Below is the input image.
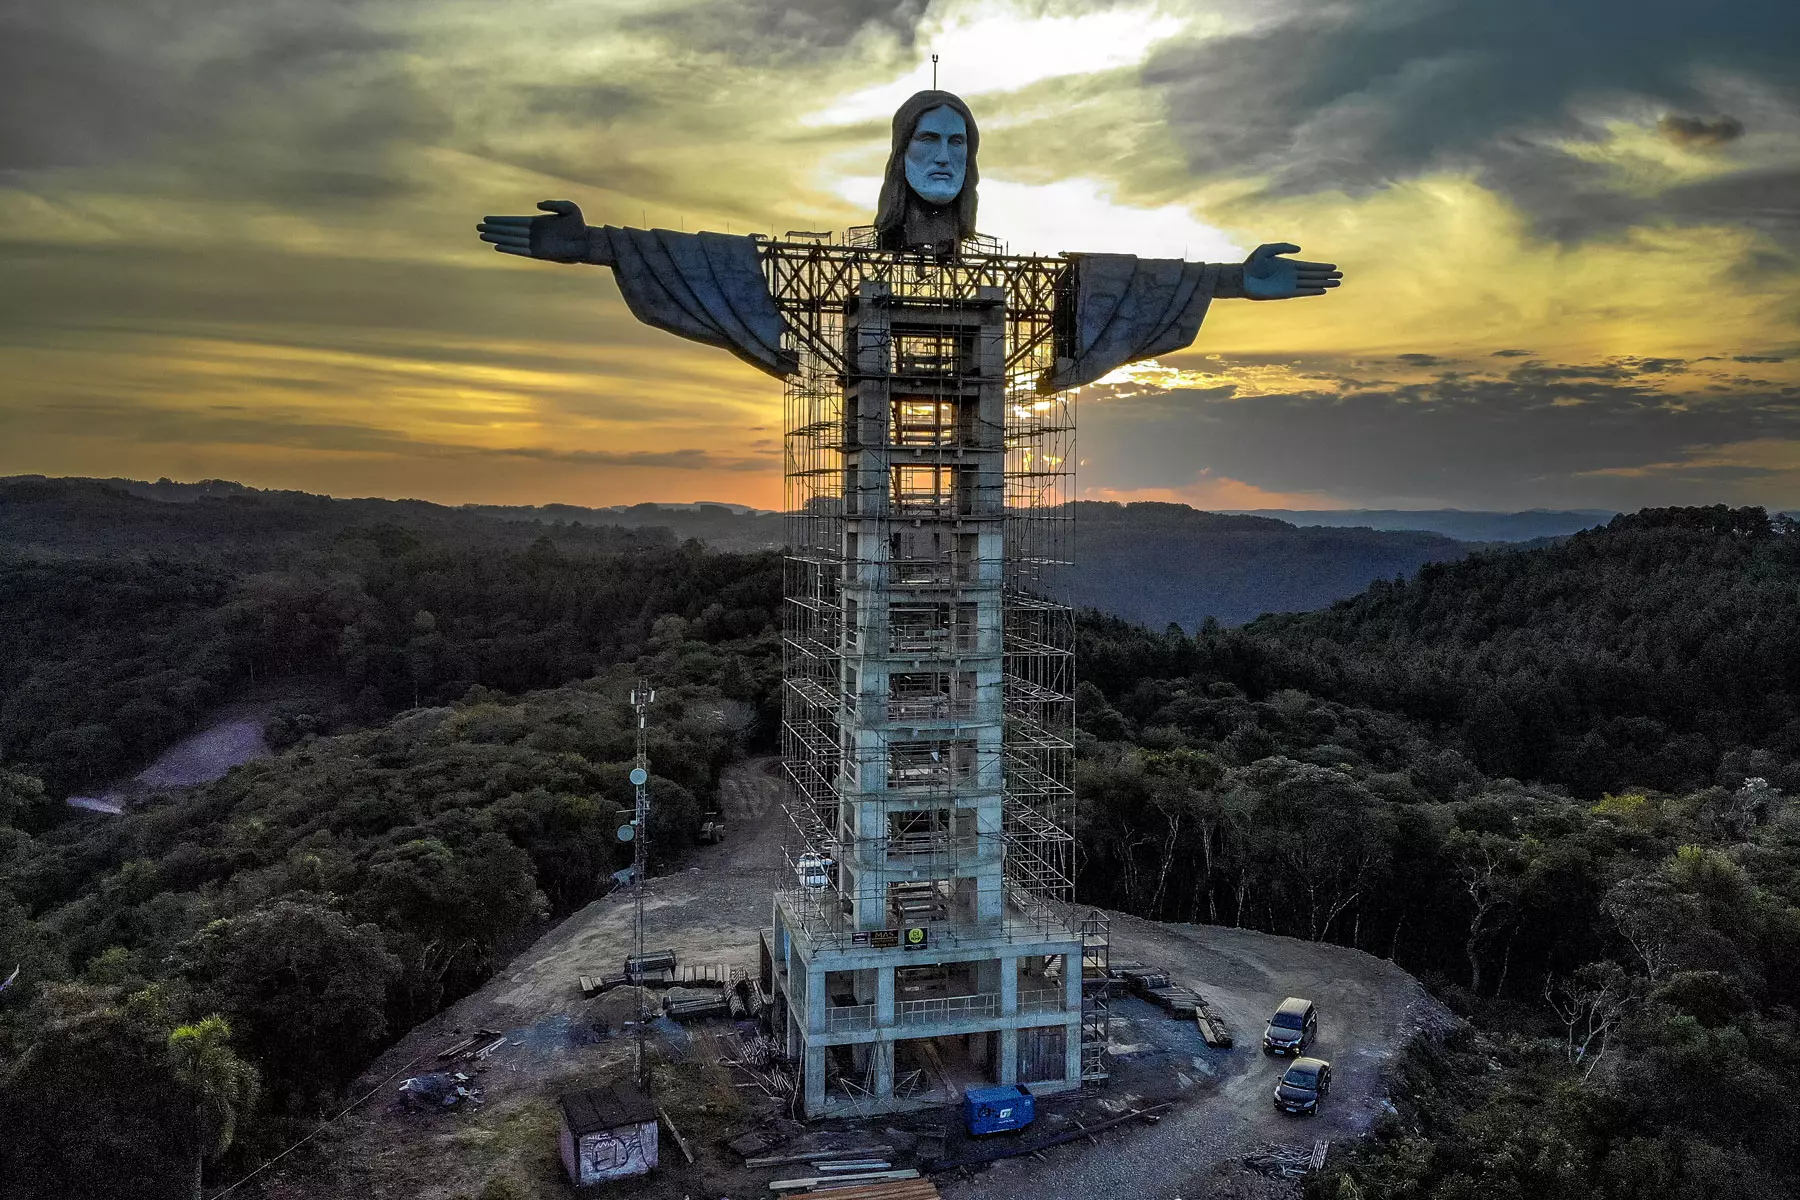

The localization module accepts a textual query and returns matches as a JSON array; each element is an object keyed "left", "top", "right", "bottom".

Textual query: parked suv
[
  {"left": 1272, "top": 1056, "right": 1332, "bottom": 1115},
  {"left": 1262, "top": 996, "right": 1317, "bottom": 1056}
]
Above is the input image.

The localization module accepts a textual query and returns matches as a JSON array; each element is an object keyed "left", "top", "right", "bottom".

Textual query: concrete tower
[{"left": 764, "top": 244, "right": 1099, "bottom": 1118}]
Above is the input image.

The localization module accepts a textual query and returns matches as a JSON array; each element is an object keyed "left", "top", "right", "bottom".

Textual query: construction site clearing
[{"left": 253, "top": 760, "right": 1452, "bottom": 1200}]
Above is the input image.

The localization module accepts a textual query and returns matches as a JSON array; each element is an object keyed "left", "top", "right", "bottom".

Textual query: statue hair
[{"left": 875, "top": 90, "right": 980, "bottom": 246}]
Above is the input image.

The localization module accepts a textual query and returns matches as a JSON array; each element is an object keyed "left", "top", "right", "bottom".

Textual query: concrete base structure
[{"left": 762, "top": 915, "right": 1083, "bottom": 1117}]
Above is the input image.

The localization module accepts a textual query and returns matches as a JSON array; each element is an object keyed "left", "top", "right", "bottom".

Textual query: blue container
[{"left": 964, "top": 1084, "right": 1035, "bottom": 1135}]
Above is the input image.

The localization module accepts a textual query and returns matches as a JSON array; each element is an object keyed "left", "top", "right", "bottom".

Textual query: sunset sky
[{"left": 3, "top": 0, "right": 1797, "bottom": 512}]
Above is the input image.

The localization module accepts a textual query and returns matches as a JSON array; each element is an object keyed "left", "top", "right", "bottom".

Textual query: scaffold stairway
[{"left": 1080, "top": 908, "right": 1111, "bottom": 1081}]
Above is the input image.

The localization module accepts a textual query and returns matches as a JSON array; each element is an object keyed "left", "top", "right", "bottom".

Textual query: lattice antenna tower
[{"left": 629, "top": 680, "right": 655, "bottom": 1084}]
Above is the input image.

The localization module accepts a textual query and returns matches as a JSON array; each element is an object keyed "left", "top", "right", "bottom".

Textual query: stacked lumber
[
  {"left": 663, "top": 986, "right": 730, "bottom": 1020},
  {"left": 769, "top": 1168, "right": 921, "bottom": 1193},
  {"left": 744, "top": 1146, "right": 896, "bottom": 1169},
  {"left": 1195, "top": 1000, "right": 1234, "bottom": 1048},
  {"left": 1140, "top": 983, "right": 1203, "bottom": 1017},
  {"left": 1242, "top": 1142, "right": 1321, "bottom": 1179},
  {"left": 435, "top": 1029, "right": 504, "bottom": 1063},
  {"left": 1117, "top": 965, "right": 1171, "bottom": 992},
  {"left": 782, "top": 1181, "right": 939, "bottom": 1200},
  {"left": 680, "top": 961, "right": 734, "bottom": 985}
]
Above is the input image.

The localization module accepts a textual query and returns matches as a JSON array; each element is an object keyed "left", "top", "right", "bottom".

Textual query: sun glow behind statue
[{"left": 801, "top": 3, "right": 1193, "bottom": 128}]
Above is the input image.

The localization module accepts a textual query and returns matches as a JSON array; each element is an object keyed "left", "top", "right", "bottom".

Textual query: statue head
[{"left": 876, "top": 90, "right": 980, "bottom": 248}]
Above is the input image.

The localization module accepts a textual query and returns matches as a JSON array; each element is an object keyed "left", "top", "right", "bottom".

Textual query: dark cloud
[
  {"left": 0, "top": 1, "right": 442, "bottom": 202},
  {"left": 1490, "top": 348, "right": 1534, "bottom": 357},
  {"left": 1737, "top": 354, "right": 1788, "bottom": 362},
  {"left": 1142, "top": 0, "right": 1800, "bottom": 241},
  {"left": 1080, "top": 358, "right": 1800, "bottom": 509},
  {"left": 624, "top": 0, "right": 928, "bottom": 63},
  {"left": 1396, "top": 352, "right": 1444, "bottom": 365},
  {"left": 1659, "top": 114, "right": 1747, "bottom": 147},
  {"left": 2, "top": 394, "right": 769, "bottom": 471}
]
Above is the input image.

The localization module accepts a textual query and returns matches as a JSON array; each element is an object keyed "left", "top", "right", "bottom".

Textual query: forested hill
[
  {"left": 1243, "top": 505, "right": 1800, "bottom": 795},
  {"left": 0, "top": 478, "right": 781, "bottom": 799},
  {"left": 1071, "top": 507, "right": 1800, "bottom": 1197}
]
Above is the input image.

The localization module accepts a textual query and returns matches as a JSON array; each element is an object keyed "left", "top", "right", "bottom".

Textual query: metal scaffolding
[{"left": 774, "top": 229, "right": 1077, "bottom": 950}]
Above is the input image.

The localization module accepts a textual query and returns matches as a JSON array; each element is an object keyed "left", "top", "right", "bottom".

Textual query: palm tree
[{"left": 167, "top": 1015, "right": 261, "bottom": 1200}]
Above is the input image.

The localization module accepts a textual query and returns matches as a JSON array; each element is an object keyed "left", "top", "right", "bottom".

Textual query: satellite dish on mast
[
  {"left": 629, "top": 766, "right": 648, "bottom": 786},
  {"left": 617, "top": 823, "right": 636, "bottom": 842}
]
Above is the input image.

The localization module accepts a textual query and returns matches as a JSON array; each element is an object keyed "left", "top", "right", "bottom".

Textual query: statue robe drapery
[{"left": 584, "top": 227, "right": 1242, "bottom": 389}]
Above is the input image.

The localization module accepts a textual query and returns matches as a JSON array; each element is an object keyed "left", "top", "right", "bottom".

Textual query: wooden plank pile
[
  {"left": 774, "top": 1173, "right": 938, "bottom": 1198},
  {"left": 663, "top": 985, "right": 730, "bottom": 1020},
  {"left": 720, "top": 1032, "right": 794, "bottom": 1098},
  {"left": 577, "top": 972, "right": 629, "bottom": 998},
  {"left": 435, "top": 1029, "right": 505, "bottom": 1063},
  {"left": 1195, "top": 999, "right": 1234, "bottom": 1048},
  {"left": 1242, "top": 1142, "right": 1325, "bottom": 1179},
  {"left": 1113, "top": 961, "right": 1232, "bottom": 1039}
]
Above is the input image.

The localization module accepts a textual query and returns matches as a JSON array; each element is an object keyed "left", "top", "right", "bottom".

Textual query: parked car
[
  {"left": 1262, "top": 996, "right": 1317, "bottom": 1055},
  {"left": 1272, "top": 1056, "right": 1332, "bottom": 1115}
]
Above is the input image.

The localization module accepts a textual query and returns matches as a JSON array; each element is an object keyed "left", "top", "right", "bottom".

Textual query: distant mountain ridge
[
  {"left": 1228, "top": 508, "right": 1615, "bottom": 541},
  {"left": 4, "top": 477, "right": 1576, "bottom": 627}
]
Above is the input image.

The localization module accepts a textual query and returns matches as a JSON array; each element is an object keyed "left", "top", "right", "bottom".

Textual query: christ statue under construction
[{"left": 478, "top": 91, "right": 1342, "bottom": 1117}]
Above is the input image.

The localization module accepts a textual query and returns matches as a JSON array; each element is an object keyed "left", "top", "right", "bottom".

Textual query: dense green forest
[
  {"left": 4, "top": 485, "right": 1800, "bottom": 1197},
  {"left": 1073, "top": 506, "right": 1800, "bottom": 1199}
]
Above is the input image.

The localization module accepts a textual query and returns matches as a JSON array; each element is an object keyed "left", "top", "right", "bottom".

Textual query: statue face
[{"left": 904, "top": 104, "right": 967, "bottom": 207}]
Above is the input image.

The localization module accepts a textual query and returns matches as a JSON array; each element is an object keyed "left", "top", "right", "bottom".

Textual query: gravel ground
[
  {"left": 939, "top": 915, "right": 1451, "bottom": 1200},
  {"left": 257, "top": 758, "right": 1447, "bottom": 1200}
]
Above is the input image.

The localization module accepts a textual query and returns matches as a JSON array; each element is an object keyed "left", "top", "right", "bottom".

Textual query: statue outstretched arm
[
  {"left": 1043, "top": 243, "right": 1343, "bottom": 391},
  {"left": 476, "top": 200, "right": 796, "bottom": 378}
]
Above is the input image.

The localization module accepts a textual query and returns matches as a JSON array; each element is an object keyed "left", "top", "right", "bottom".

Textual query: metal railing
[
  {"left": 826, "top": 1003, "right": 877, "bottom": 1032},
  {"left": 897, "top": 992, "right": 1000, "bottom": 1027},
  {"left": 1018, "top": 987, "right": 1066, "bottom": 1014}
]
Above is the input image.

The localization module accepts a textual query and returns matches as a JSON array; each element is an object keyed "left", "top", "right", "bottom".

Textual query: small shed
[{"left": 557, "top": 1081, "right": 659, "bottom": 1186}]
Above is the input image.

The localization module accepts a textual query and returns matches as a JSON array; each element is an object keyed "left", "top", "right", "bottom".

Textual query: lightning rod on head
[{"left": 932, "top": 54, "right": 939, "bottom": 89}]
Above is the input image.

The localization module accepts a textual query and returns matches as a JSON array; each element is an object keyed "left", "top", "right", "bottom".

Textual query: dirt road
[
  {"left": 940, "top": 914, "right": 1449, "bottom": 1200},
  {"left": 266, "top": 758, "right": 1444, "bottom": 1199}
]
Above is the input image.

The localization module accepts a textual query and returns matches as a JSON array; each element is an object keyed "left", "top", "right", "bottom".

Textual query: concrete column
[
  {"left": 806, "top": 959, "right": 827, "bottom": 1035},
  {"left": 875, "top": 1039, "right": 895, "bottom": 1098},
  {"left": 1064, "top": 954, "right": 1085, "bottom": 1084},
  {"left": 805, "top": 1044, "right": 827, "bottom": 1113},
  {"left": 1000, "top": 955, "right": 1018, "bottom": 1016},
  {"left": 877, "top": 965, "right": 896, "bottom": 1027},
  {"left": 999, "top": 1028, "right": 1019, "bottom": 1085}
]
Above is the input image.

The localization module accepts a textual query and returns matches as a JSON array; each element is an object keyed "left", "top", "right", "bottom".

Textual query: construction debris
[
  {"left": 1196, "top": 1001, "right": 1235, "bottom": 1048},
  {"left": 625, "top": 949, "right": 678, "bottom": 984},
  {"left": 655, "top": 1103, "right": 696, "bottom": 1165},
  {"left": 1242, "top": 1142, "right": 1326, "bottom": 1179},
  {"left": 783, "top": 1181, "right": 940, "bottom": 1200},
  {"left": 783, "top": 1182, "right": 940, "bottom": 1200},
  {"left": 397, "top": 1072, "right": 481, "bottom": 1109},
  {"left": 435, "top": 1029, "right": 504, "bottom": 1063},
  {"left": 743, "top": 1146, "right": 897, "bottom": 1169},
  {"left": 663, "top": 985, "right": 730, "bottom": 1020},
  {"left": 769, "top": 1168, "right": 919, "bottom": 1191}
]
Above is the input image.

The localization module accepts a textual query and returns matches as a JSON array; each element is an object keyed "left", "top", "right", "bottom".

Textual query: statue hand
[
  {"left": 1242, "top": 242, "right": 1342, "bottom": 300},
  {"left": 476, "top": 200, "right": 590, "bottom": 263}
]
